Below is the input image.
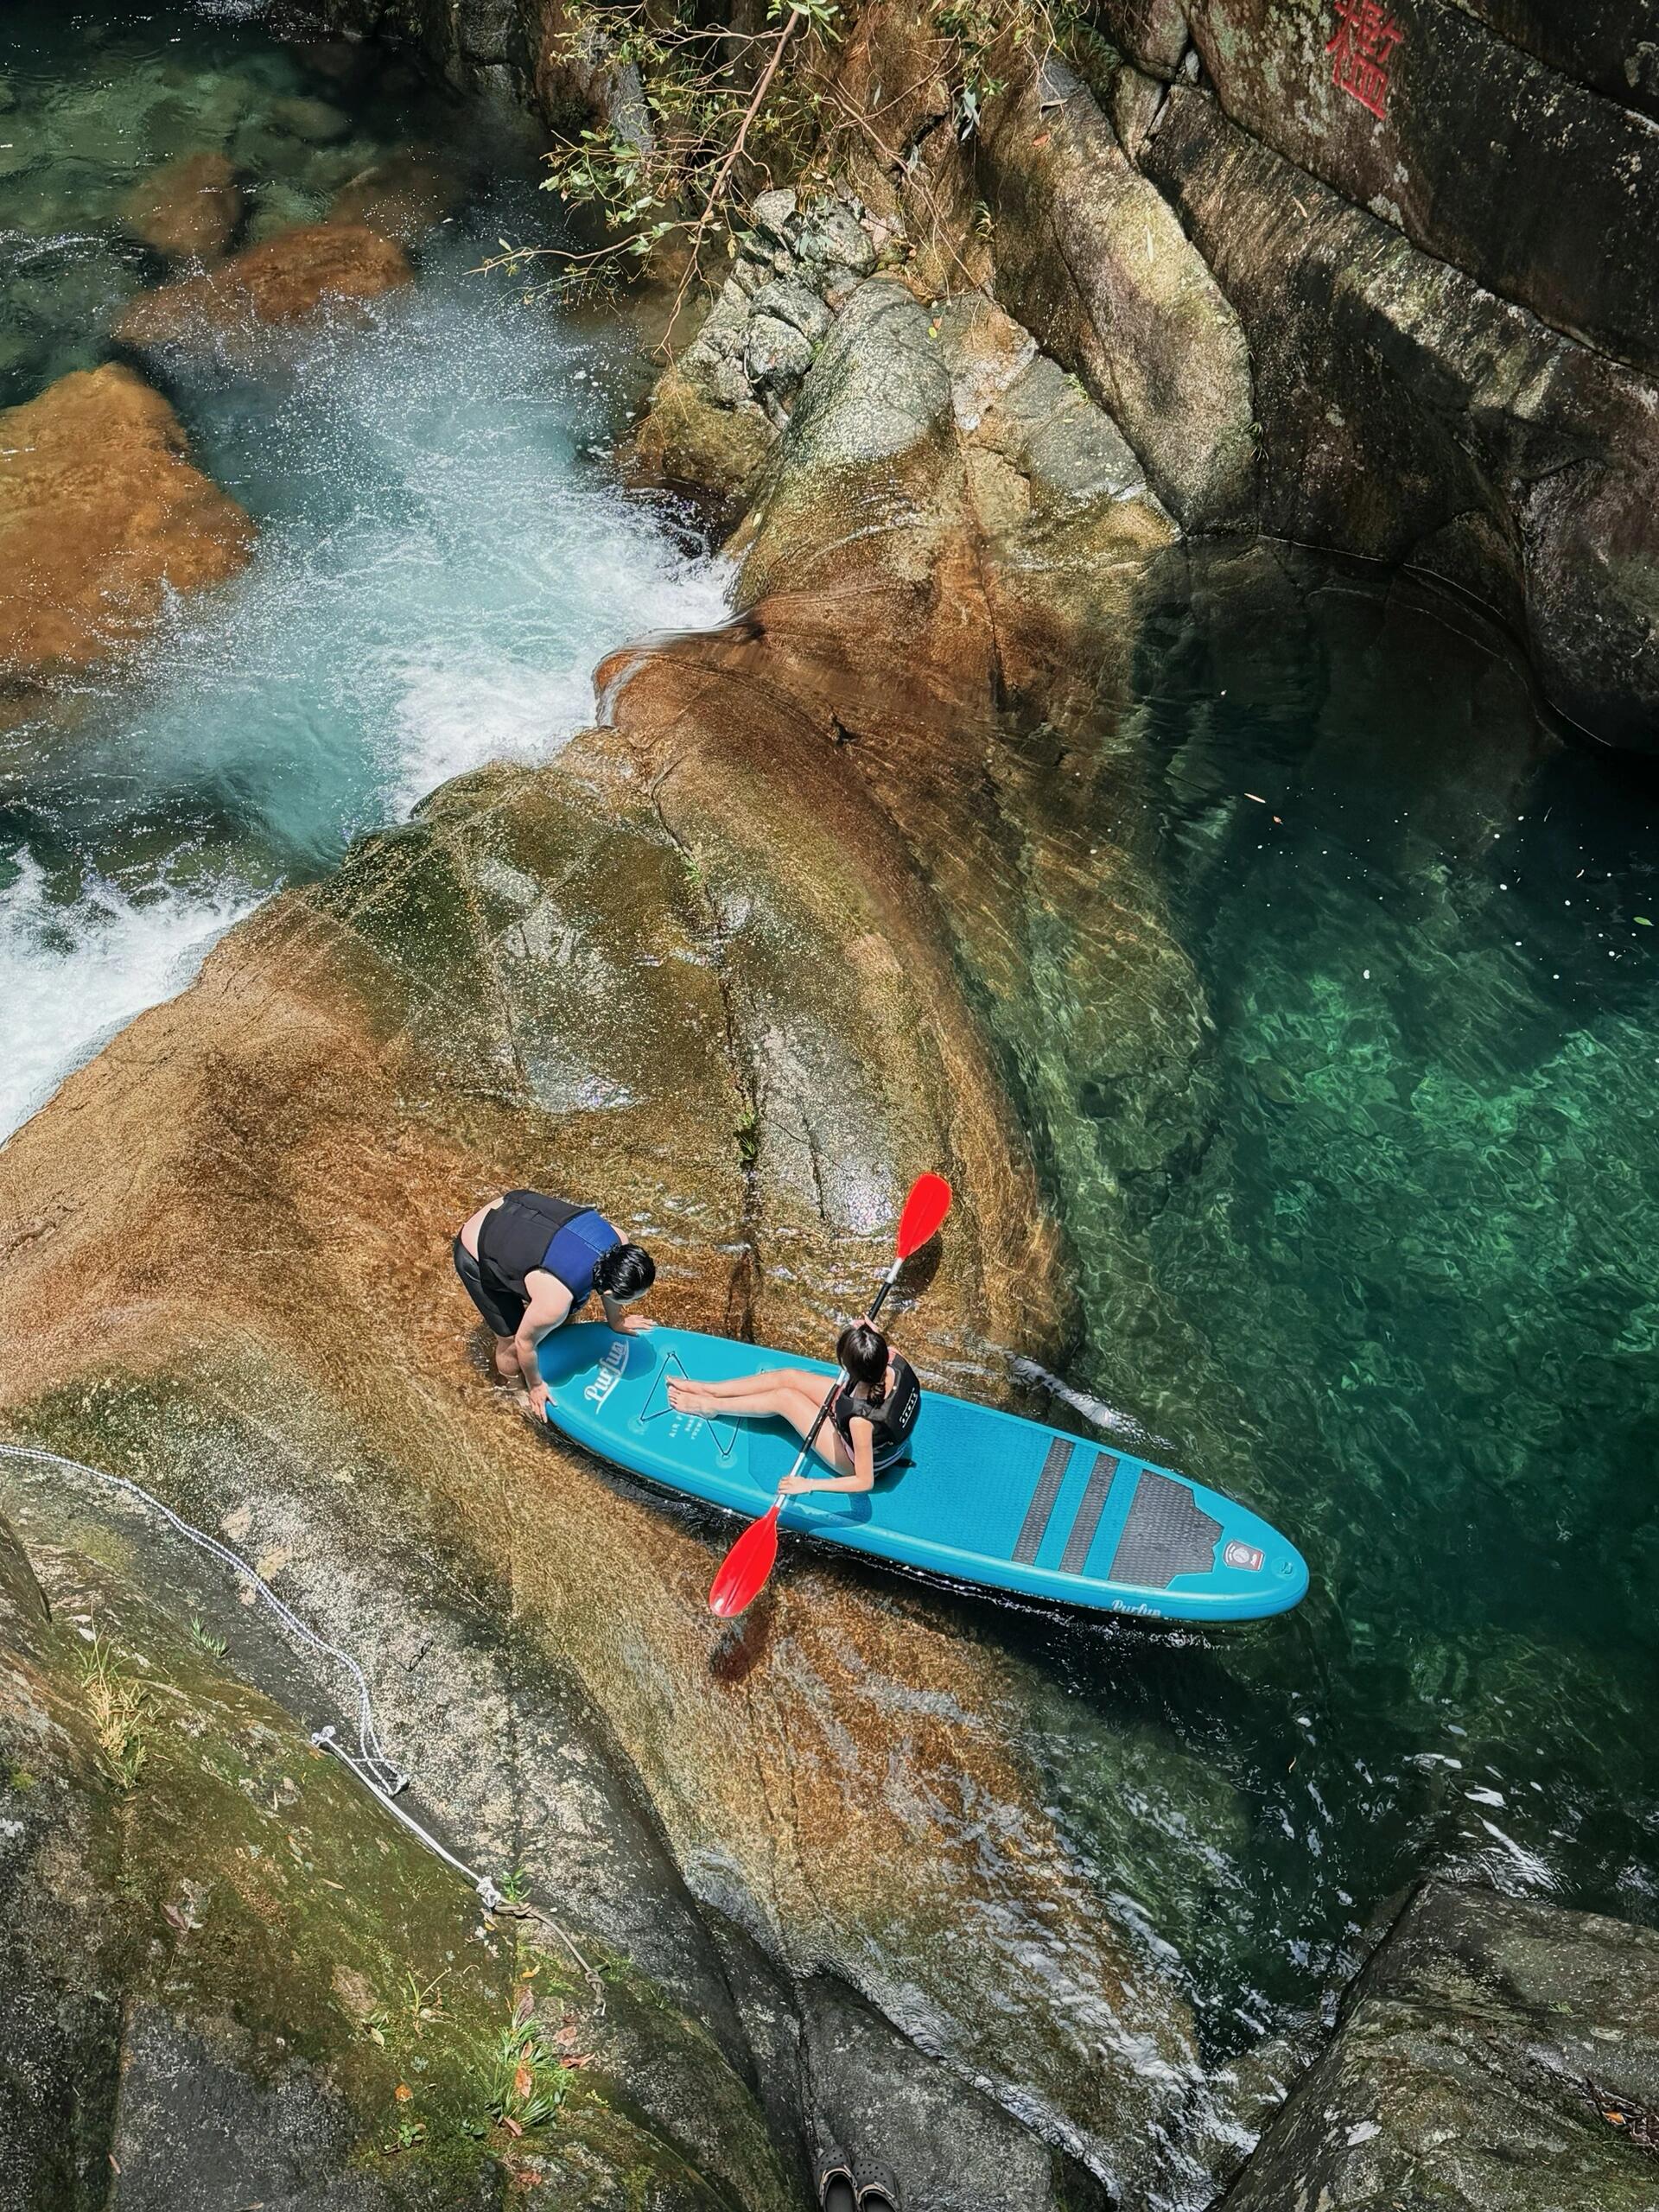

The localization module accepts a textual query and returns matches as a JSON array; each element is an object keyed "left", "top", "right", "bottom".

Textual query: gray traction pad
[
  {"left": 1012, "top": 1439, "right": 1072, "bottom": 1563},
  {"left": 1109, "top": 1470, "right": 1222, "bottom": 1590},
  {"left": 1059, "top": 1452, "right": 1119, "bottom": 1575}
]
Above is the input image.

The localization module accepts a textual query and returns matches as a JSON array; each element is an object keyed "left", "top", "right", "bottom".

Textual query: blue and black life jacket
[{"left": 477, "top": 1191, "right": 620, "bottom": 1311}]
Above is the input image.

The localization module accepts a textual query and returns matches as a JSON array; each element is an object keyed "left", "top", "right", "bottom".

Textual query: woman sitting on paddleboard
[{"left": 667, "top": 1322, "right": 920, "bottom": 1494}]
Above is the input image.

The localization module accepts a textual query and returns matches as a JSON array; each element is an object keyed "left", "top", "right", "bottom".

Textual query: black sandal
[
  {"left": 817, "top": 2145, "right": 856, "bottom": 2212},
  {"left": 856, "top": 2164, "right": 900, "bottom": 2212}
]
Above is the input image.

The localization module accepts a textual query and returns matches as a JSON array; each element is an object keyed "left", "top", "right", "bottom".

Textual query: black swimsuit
[{"left": 830, "top": 1356, "right": 921, "bottom": 1471}]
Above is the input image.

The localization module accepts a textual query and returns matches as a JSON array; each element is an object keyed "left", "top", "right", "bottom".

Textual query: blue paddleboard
[{"left": 537, "top": 1325, "right": 1306, "bottom": 1621}]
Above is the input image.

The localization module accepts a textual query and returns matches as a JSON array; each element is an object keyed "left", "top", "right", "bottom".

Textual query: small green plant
[
  {"left": 404, "top": 1968, "right": 451, "bottom": 2033},
  {"left": 188, "top": 1618, "right": 227, "bottom": 1657},
  {"left": 77, "top": 1636, "right": 152, "bottom": 1789},
  {"left": 497, "top": 1866, "right": 533, "bottom": 1906},
  {"left": 3, "top": 1760, "right": 37, "bottom": 1793},
  {"left": 490, "top": 2014, "right": 573, "bottom": 2133}
]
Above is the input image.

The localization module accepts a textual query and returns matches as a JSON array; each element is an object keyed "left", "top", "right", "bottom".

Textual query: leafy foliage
[{"left": 481, "top": 0, "right": 1077, "bottom": 310}]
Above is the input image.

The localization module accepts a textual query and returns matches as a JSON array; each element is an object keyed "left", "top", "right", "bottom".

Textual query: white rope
[
  {"left": 0, "top": 1437, "right": 482, "bottom": 1890},
  {"left": 0, "top": 1438, "right": 407, "bottom": 1796},
  {"left": 0, "top": 1438, "right": 605, "bottom": 1996}
]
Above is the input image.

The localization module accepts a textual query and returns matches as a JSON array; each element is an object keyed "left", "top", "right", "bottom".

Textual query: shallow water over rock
[{"left": 0, "top": 4, "right": 727, "bottom": 1137}]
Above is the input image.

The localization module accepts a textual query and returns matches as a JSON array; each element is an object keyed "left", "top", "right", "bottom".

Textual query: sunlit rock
[
  {"left": 977, "top": 59, "right": 1256, "bottom": 531},
  {"left": 115, "top": 219, "right": 411, "bottom": 353},
  {"left": 0, "top": 364, "right": 251, "bottom": 696}
]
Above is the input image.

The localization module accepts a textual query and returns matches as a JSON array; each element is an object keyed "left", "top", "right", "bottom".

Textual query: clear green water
[
  {"left": 5, "top": 5, "right": 1657, "bottom": 2195},
  {"left": 0, "top": 5, "right": 726, "bottom": 1135},
  {"left": 976, "top": 559, "right": 1659, "bottom": 2115}
]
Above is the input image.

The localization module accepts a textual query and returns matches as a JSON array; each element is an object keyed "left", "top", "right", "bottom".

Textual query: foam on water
[
  {"left": 3, "top": 124, "right": 729, "bottom": 1141},
  {"left": 0, "top": 855, "right": 258, "bottom": 1135}
]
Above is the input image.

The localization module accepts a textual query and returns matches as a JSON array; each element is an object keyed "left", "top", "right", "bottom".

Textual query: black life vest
[
  {"left": 831, "top": 1355, "right": 921, "bottom": 1468},
  {"left": 477, "top": 1191, "right": 616, "bottom": 1306}
]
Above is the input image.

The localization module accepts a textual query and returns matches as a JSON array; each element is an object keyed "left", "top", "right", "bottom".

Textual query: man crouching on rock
[{"left": 454, "top": 1191, "right": 655, "bottom": 1420}]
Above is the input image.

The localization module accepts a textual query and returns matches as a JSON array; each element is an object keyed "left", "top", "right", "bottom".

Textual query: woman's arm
[{"left": 780, "top": 1419, "right": 875, "bottom": 1495}]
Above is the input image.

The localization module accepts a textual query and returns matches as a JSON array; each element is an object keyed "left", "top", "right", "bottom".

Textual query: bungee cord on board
[{"left": 0, "top": 1437, "right": 602, "bottom": 1997}]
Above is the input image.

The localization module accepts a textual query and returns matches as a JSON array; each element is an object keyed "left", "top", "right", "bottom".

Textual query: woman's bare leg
[
  {"left": 668, "top": 1376, "right": 849, "bottom": 1471},
  {"left": 669, "top": 1367, "right": 817, "bottom": 1407}
]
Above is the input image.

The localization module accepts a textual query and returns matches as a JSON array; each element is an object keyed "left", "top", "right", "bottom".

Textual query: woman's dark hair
[
  {"left": 837, "top": 1322, "right": 888, "bottom": 1395},
  {"left": 594, "top": 1243, "right": 655, "bottom": 1300}
]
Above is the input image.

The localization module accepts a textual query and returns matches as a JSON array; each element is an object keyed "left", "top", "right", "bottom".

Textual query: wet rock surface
[
  {"left": 0, "top": 362, "right": 252, "bottom": 694},
  {"left": 116, "top": 219, "right": 413, "bottom": 353},
  {"left": 1223, "top": 1881, "right": 1659, "bottom": 2210}
]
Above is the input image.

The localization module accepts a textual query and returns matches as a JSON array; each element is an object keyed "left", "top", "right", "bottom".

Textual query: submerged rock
[
  {"left": 0, "top": 364, "right": 251, "bottom": 696},
  {"left": 328, "top": 150, "right": 461, "bottom": 243},
  {"left": 1224, "top": 1881, "right": 1659, "bottom": 2209},
  {"left": 115, "top": 219, "right": 411, "bottom": 353},
  {"left": 121, "top": 149, "right": 244, "bottom": 262}
]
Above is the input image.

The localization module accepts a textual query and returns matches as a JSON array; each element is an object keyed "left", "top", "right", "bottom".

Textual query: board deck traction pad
[{"left": 537, "top": 1324, "right": 1307, "bottom": 1621}]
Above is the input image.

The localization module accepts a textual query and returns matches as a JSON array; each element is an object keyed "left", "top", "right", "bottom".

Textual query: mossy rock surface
[{"left": 0, "top": 1490, "right": 791, "bottom": 2210}]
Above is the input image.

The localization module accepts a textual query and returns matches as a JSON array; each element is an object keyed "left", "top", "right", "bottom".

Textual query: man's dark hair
[
  {"left": 594, "top": 1242, "right": 655, "bottom": 1300},
  {"left": 836, "top": 1322, "right": 888, "bottom": 1395}
]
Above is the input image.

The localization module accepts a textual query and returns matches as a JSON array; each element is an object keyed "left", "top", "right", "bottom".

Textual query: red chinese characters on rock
[{"left": 1327, "top": 0, "right": 1403, "bottom": 120}]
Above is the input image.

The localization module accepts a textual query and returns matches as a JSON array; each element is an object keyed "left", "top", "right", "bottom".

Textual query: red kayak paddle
[{"left": 708, "top": 1171, "right": 953, "bottom": 1618}]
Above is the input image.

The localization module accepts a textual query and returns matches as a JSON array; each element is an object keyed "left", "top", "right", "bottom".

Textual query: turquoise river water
[
  {"left": 3, "top": 1, "right": 1656, "bottom": 2192},
  {"left": 0, "top": 4, "right": 727, "bottom": 1135}
]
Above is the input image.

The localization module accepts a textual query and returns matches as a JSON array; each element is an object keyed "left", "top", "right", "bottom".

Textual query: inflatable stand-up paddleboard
[{"left": 537, "top": 1325, "right": 1307, "bottom": 1622}]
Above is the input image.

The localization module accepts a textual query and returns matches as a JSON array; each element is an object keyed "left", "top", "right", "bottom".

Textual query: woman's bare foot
[{"left": 667, "top": 1377, "right": 709, "bottom": 1414}]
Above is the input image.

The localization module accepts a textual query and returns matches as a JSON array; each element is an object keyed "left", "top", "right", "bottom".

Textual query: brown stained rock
[
  {"left": 0, "top": 736, "right": 1197, "bottom": 2186},
  {"left": 115, "top": 221, "right": 411, "bottom": 353},
  {"left": 121, "top": 150, "right": 244, "bottom": 263},
  {"left": 327, "top": 150, "right": 460, "bottom": 244},
  {"left": 0, "top": 248, "right": 1216, "bottom": 2194},
  {"left": 0, "top": 365, "right": 252, "bottom": 690},
  {"left": 0, "top": 283, "right": 1208, "bottom": 2190}
]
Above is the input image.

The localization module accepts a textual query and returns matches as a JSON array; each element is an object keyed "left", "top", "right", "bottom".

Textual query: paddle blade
[
  {"left": 709, "top": 1499, "right": 783, "bottom": 1618},
  {"left": 895, "top": 1173, "right": 952, "bottom": 1259}
]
